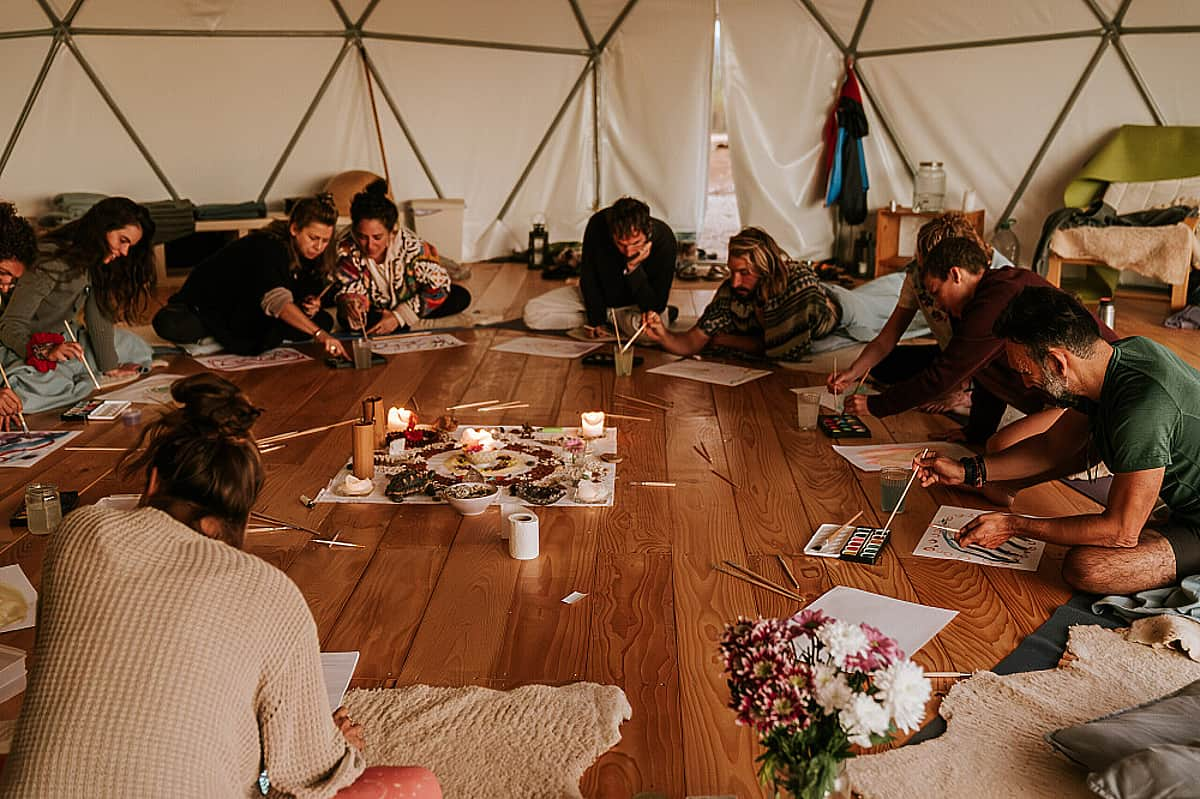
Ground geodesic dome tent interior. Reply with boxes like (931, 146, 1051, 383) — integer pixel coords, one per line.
(1, 0, 1198, 262)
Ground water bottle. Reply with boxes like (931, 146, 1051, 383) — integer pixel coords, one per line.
(991, 218, 1021, 267)
(912, 161, 946, 213)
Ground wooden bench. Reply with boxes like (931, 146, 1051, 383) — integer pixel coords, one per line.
(1045, 215, 1196, 311)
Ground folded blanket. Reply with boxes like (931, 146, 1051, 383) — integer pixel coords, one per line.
(1094, 574, 1200, 622)
(1049, 222, 1196, 286)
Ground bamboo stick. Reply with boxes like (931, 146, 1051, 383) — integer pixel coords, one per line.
(713, 563, 804, 603)
(710, 468, 739, 490)
(629, 481, 675, 487)
(722, 560, 804, 600)
(619, 321, 647, 353)
(880, 448, 927, 534)
(777, 555, 800, 591)
(692, 444, 713, 464)
(613, 392, 668, 411)
(258, 418, 357, 445)
(446, 399, 499, 411)
(603, 412, 651, 422)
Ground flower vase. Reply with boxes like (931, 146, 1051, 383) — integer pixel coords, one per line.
(776, 759, 850, 799)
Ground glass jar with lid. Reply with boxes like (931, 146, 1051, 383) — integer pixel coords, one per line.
(912, 161, 946, 213)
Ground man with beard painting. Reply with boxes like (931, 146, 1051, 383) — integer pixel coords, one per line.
(643, 227, 840, 361)
(915, 286, 1200, 596)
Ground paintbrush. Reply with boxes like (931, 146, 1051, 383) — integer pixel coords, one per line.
(629, 481, 675, 487)
(249, 510, 328, 538)
(710, 468, 739, 490)
(842, 370, 871, 420)
(63, 320, 101, 389)
(446, 399, 499, 411)
(0, 359, 28, 432)
(604, 412, 651, 422)
(693, 444, 713, 464)
(777, 554, 800, 590)
(613, 392, 668, 411)
(815, 510, 864, 550)
(880, 448, 928, 534)
(713, 564, 803, 602)
(620, 321, 647, 353)
(720, 560, 804, 601)
(609, 308, 623, 350)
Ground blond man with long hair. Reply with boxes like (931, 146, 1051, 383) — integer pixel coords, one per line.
(644, 227, 841, 361)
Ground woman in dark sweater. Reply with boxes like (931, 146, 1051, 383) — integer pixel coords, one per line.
(154, 195, 349, 359)
(0, 197, 157, 411)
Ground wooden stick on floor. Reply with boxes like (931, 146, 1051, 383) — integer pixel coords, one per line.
(613, 392, 669, 411)
(714, 562, 804, 602)
(446, 399, 499, 411)
(604, 412, 651, 422)
(777, 555, 800, 591)
(710, 468, 739, 490)
(249, 510, 327, 538)
(258, 418, 358, 445)
(692, 444, 713, 464)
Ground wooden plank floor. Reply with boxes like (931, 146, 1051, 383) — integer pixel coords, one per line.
(0, 264, 1193, 798)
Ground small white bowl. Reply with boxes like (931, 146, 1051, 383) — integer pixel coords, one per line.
(443, 482, 500, 516)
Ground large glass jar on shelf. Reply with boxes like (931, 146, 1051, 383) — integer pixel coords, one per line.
(912, 161, 946, 213)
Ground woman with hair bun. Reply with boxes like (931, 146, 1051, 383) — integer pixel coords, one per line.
(153, 195, 349, 359)
(0, 373, 441, 799)
(335, 179, 470, 335)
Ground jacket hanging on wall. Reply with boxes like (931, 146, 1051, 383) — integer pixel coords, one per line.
(823, 65, 870, 226)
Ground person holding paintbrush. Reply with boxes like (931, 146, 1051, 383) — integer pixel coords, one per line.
(1, 374, 441, 799)
(153, 195, 348, 359)
(334, 180, 469, 336)
(0, 197, 157, 412)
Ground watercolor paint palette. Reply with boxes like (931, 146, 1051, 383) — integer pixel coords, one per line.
(817, 413, 871, 438)
(804, 523, 890, 565)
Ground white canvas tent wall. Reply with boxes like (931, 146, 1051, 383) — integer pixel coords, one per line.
(0, 0, 1197, 264)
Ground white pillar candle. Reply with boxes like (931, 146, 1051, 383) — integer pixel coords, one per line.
(387, 406, 415, 432)
(580, 411, 605, 438)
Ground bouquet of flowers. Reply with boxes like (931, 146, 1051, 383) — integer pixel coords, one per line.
(720, 609, 931, 799)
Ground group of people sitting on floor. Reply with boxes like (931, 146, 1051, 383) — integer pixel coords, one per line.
(0, 186, 1198, 797)
(524, 195, 1200, 604)
(0, 180, 469, 419)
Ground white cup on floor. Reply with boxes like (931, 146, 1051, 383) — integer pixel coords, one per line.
(508, 512, 539, 560)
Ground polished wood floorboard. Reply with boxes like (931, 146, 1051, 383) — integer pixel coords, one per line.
(0, 264, 1193, 797)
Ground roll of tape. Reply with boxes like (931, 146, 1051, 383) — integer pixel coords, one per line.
(508, 511, 539, 560)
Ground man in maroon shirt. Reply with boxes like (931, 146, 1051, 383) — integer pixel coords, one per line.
(845, 237, 1116, 446)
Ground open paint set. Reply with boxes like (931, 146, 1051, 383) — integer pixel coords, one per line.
(804, 522, 891, 565)
(817, 413, 872, 438)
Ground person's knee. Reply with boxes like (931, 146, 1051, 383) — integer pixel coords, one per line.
(152, 305, 205, 344)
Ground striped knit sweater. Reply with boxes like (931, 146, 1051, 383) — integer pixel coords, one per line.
(0, 506, 364, 798)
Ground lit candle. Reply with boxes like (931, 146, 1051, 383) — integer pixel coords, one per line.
(580, 411, 605, 438)
(461, 427, 495, 451)
(387, 406, 415, 432)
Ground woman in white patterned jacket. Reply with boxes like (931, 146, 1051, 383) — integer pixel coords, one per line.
(334, 180, 470, 335)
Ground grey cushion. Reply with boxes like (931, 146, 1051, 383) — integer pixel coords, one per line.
(1087, 744, 1200, 799)
(1046, 678, 1200, 797)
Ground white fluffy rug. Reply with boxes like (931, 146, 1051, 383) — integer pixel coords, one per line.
(847, 625, 1200, 798)
(345, 682, 631, 799)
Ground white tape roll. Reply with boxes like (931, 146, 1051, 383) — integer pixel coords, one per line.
(508, 512, 540, 560)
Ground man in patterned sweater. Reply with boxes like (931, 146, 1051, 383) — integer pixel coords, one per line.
(643, 227, 840, 361)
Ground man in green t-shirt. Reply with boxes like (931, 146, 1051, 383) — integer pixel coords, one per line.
(915, 286, 1200, 596)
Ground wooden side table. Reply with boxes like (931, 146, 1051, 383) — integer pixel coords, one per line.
(874, 207, 985, 276)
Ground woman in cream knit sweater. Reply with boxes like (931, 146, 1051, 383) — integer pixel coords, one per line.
(0, 374, 439, 799)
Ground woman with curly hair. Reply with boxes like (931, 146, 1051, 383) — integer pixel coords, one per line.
(154, 195, 349, 359)
(0, 201, 34, 302)
(1, 373, 441, 799)
(335, 180, 470, 335)
(0, 197, 157, 412)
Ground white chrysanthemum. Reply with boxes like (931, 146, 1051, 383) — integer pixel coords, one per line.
(841, 693, 892, 747)
(874, 660, 932, 732)
(812, 663, 853, 712)
(819, 621, 869, 668)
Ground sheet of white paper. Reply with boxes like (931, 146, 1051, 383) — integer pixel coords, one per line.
(647, 358, 771, 387)
(97, 373, 184, 404)
(0, 431, 80, 469)
(193, 347, 311, 372)
(897, 215, 923, 259)
(321, 651, 359, 711)
(561, 591, 587, 604)
(370, 333, 466, 355)
(804, 586, 957, 657)
(914, 505, 1045, 571)
(832, 440, 975, 472)
(490, 336, 601, 360)
(0, 565, 37, 634)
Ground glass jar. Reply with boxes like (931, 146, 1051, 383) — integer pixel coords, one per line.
(912, 161, 946, 213)
(25, 483, 62, 535)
